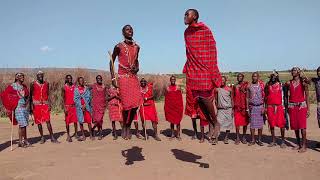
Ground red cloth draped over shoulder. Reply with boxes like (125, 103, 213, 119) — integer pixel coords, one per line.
(0, 84, 29, 125)
(183, 22, 222, 91)
(164, 85, 183, 125)
(117, 42, 143, 110)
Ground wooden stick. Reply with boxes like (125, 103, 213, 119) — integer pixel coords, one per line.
(10, 111, 14, 151)
(141, 104, 147, 140)
(107, 51, 123, 119)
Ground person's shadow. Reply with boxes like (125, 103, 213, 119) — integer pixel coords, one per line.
(171, 149, 209, 168)
(121, 146, 145, 165)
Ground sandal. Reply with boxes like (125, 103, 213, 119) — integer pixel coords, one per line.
(280, 143, 287, 149)
(154, 135, 161, 141)
(66, 136, 72, 142)
(248, 141, 255, 146)
(267, 142, 276, 147)
(257, 141, 264, 146)
(241, 137, 247, 144)
(235, 139, 240, 145)
(211, 138, 218, 145)
(39, 137, 46, 144)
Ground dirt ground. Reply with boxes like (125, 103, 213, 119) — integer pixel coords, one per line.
(0, 103, 319, 180)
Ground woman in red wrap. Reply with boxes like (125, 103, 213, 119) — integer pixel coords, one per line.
(284, 67, 309, 153)
(91, 75, 107, 140)
(164, 76, 183, 140)
(138, 78, 161, 141)
(62, 74, 79, 142)
(183, 9, 222, 143)
(265, 72, 286, 148)
(233, 73, 249, 145)
(110, 25, 143, 140)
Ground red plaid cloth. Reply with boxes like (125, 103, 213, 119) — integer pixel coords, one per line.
(183, 22, 221, 91)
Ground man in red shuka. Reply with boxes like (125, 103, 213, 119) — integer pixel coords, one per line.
(30, 71, 59, 144)
(110, 25, 143, 140)
(264, 72, 286, 148)
(62, 74, 79, 142)
(91, 75, 107, 140)
(284, 67, 310, 153)
(183, 9, 222, 144)
(233, 73, 249, 145)
(164, 76, 183, 141)
(138, 78, 161, 141)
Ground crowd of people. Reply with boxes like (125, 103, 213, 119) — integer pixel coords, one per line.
(1, 9, 319, 154)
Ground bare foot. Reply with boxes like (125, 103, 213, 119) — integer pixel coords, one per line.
(136, 132, 143, 140)
(51, 138, 60, 144)
(257, 141, 264, 146)
(241, 137, 247, 144)
(191, 135, 198, 140)
(113, 133, 118, 140)
(176, 136, 182, 141)
(298, 147, 307, 153)
(292, 146, 301, 150)
(248, 141, 255, 146)
(212, 138, 218, 145)
(199, 139, 205, 143)
(78, 136, 86, 141)
(280, 143, 287, 149)
(39, 137, 46, 144)
(268, 142, 276, 147)
(98, 135, 103, 140)
(66, 136, 72, 142)
(24, 140, 32, 147)
(154, 135, 161, 141)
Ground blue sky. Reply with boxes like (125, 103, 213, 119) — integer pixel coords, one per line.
(0, 0, 319, 73)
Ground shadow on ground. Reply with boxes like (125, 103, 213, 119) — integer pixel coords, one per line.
(121, 146, 145, 165)
(171, 149, 209, 168)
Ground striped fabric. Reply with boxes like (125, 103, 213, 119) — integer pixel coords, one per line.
(183, 22, 221, 91)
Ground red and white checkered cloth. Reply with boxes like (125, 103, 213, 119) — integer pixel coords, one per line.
(183, 22, 221, 91)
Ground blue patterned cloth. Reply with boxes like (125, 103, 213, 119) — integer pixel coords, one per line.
(12, 83, 29, 127)
(249, 84, 264, 129)
(74, 86, 92, 123)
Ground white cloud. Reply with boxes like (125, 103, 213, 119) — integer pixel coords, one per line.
(40, 46, 53, 53)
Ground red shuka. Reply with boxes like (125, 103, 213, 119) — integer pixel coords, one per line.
(64, 84, 77, 125)
(137, 83, 158, 122)
(185, 87, 208, 127)
(91, 83, 107, 126)
(0, 83, 29, 125)
(107, 87, 122, 122)
(117, 42, 143, 110)
(32, 81, 50, 124)
(265, 82, 285, 128)
(164, 85, 183, 125)
(183, 22, 221, 91)
(233, 82, 249, 127)
(288, 80, 307, 130)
